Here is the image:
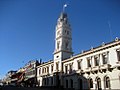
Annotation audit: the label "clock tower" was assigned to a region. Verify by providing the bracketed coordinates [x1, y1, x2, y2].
[53, 12, 73, 72]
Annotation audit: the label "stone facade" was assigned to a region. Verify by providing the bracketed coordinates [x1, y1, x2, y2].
[37, 12, 120, 90]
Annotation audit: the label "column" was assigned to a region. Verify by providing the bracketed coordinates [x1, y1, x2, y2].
[100, 54, 103, 66]
[101, 79, 104, 90]
[68, 64, 70, 74]
[91, 56, 95, 67]
[93, 78, 97, 90]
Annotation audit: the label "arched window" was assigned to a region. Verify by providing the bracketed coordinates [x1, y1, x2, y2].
[88, 78, 93, 88]
[104, 76, 110, 88]
[96, 77, 101, 90]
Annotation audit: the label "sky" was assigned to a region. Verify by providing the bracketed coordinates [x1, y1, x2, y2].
[0, 0, 120, 78]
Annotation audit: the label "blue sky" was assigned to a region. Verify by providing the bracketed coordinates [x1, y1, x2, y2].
[0, 0, 120, 78]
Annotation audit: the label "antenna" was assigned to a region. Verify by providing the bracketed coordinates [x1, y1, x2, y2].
[108, 21, 113, 41]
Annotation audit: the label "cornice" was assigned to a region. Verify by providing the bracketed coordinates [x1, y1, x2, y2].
[53, 50, 73, 54]
[62, 40, 120, 63]
[56, 35, 72, 40]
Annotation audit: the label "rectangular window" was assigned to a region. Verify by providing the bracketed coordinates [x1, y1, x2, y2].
[47, 66, 49, 73]
[56, 63, 59, 71]
[45, 68, 46, 73]
[42, 68, 44, 73]
[51, 65, 53, 72]
[87, 58, 92, 68]
[65, 65, 68, 74]
[117, 50, 120, 61]
[78, 61, 81, 69]
[69, 64, 72, 73]
[102, 53, 108, 64]
[39, 68, 41, 74]
[94, 56, 99, 66]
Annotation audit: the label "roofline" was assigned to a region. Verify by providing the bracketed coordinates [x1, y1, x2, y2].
[62, 39, 120, 63]
[37, 39, 120, 65]
[37, 60, 54, 68]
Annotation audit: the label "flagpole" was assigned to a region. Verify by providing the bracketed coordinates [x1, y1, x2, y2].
[63, 5, 65, 12]
[63, 4, 68, 12]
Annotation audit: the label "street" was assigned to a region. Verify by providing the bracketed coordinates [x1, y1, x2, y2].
[0, 86, 74, 90]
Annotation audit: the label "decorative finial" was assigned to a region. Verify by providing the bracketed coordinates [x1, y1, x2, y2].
[102, 42, 105, 46]
[115, 37, 119, 41]
[91, 46, 94, 50]
[63, 4, 68, 12]
[81, 50, 84, 53]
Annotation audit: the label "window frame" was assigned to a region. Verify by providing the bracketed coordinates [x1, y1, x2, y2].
[87, 57, 92, 68]
[102, 52, 109, 64]
[77, 59, 82, 70]
[104, 76, 110, 89]
[65, 65, 68, 74]
[94, 55, 100, 66]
